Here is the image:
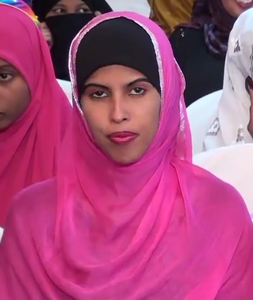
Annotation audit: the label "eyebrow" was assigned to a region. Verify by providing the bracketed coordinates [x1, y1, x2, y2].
[52, 4, 65, 8]
[127, 78, 150, 86]
[83, 77, 150, 92]
[53, 3, 88, 9]
[77, 3, 90, 7]
[0, 63, 15, 71]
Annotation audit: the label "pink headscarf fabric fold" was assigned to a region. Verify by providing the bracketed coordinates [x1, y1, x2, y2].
[0, 4, 71, 225]
[0, 11, 253, 299]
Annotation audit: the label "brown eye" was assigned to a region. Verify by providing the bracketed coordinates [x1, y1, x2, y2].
[53, 8, 65, 14]
[91, 90, 108, 99]
[0, 73, 13, 82]
[129, 87, 145, 95]
[78, 8, 91, 13]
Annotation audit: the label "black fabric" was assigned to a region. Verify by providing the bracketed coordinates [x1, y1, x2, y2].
[32, 0, 112, 80]
[82, 0, 112, 15]
[32, 0, 58, 21]
[76, 17, 161, 98]
[170, 27, 225, 107]
[32, 0, 112, 21]
[46, 14, 94, 80]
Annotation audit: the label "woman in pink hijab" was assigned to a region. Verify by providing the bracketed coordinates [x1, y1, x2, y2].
[0, 11, 253, 299]
[0, 3, 71, 226]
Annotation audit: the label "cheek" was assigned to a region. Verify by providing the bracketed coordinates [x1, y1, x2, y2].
[221, 0, 242, 17]
[3, 79, 30, 122]
[138, 95, 160, 137]
[13, 81, 30, 116]
[0, 79, 30, 129]
[81, 101, 106, 138]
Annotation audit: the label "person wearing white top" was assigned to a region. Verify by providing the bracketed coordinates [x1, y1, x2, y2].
[203, 8, 253, 151]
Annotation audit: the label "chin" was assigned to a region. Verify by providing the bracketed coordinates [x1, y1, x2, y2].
[0, 122, 11, 132]
[235, 6, 248, 17]
[108, 153, 141, 165]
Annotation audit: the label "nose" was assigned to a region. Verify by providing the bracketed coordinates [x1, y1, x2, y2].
[67, 9, 76, 14]
[110, 94, 129, 124]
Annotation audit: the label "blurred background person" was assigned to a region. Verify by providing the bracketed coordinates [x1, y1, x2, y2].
[170, 0, 253, 107]
[204, 8, 253, 151]
[0, 2, 71, 226]
[148, 0, 194, 36]
[32, 0, 112, 80]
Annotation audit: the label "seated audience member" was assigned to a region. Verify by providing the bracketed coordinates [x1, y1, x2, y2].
[204, 8, 253, 151]
[170, 0, 253, 107]
[149, 0, 194, 36]
[32, 0, 112, 80]
[0, 3, 71, 226]
[0, 11, 253, 299]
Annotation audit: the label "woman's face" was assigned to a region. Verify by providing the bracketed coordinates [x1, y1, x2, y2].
[0, 58, 30, 131]
[80, 65, 161, 164]
[221, 0, 253, 18]
[46, 0, 92, 17]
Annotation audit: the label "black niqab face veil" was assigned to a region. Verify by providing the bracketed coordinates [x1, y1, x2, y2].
[32, 0, 112, 22]
[31, 0, 112, 80]
[75, 17, 161, 99]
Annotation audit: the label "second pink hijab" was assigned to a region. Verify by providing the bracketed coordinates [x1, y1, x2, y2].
[0, 11, 253, 300]
[0, 4, 71, 225]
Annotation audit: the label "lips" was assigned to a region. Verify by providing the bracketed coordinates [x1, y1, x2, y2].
[108, 131, 138, 145]
[236, 0, 253, 9]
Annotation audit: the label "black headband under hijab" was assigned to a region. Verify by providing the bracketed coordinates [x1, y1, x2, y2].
[75, 17, 161, 98]
[32, 0, 112, 21]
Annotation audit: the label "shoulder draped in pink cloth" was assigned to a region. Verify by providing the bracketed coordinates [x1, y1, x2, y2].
[0, 11, 253, 300]
[0, 4, 71, 225]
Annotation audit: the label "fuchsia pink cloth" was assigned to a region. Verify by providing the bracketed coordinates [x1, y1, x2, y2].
[0, 4, 71, 225]
[0, 11, 253, 299]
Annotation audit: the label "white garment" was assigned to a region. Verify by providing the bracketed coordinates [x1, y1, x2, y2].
[57, 79, 72, 106]
[204, 8, 253, 151]
[106, 0, 150, 16]
[187, 90, 221, 155]
[193, 144, 253, 219]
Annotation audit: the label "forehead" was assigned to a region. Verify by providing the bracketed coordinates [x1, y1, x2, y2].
[0, 58, 11, 66]
[56, 0, 87, 6]
[0, 58, 20, 74]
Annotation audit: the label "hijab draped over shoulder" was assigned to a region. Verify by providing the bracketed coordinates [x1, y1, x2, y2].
[0, 3, 71, 225]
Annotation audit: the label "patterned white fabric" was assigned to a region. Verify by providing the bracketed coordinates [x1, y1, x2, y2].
[204, 8, 253, 151]
[187, 90, 221, 155]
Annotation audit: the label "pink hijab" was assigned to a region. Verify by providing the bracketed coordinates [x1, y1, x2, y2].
[0, 4, 71, 225]
[0, 11, 253, 299]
